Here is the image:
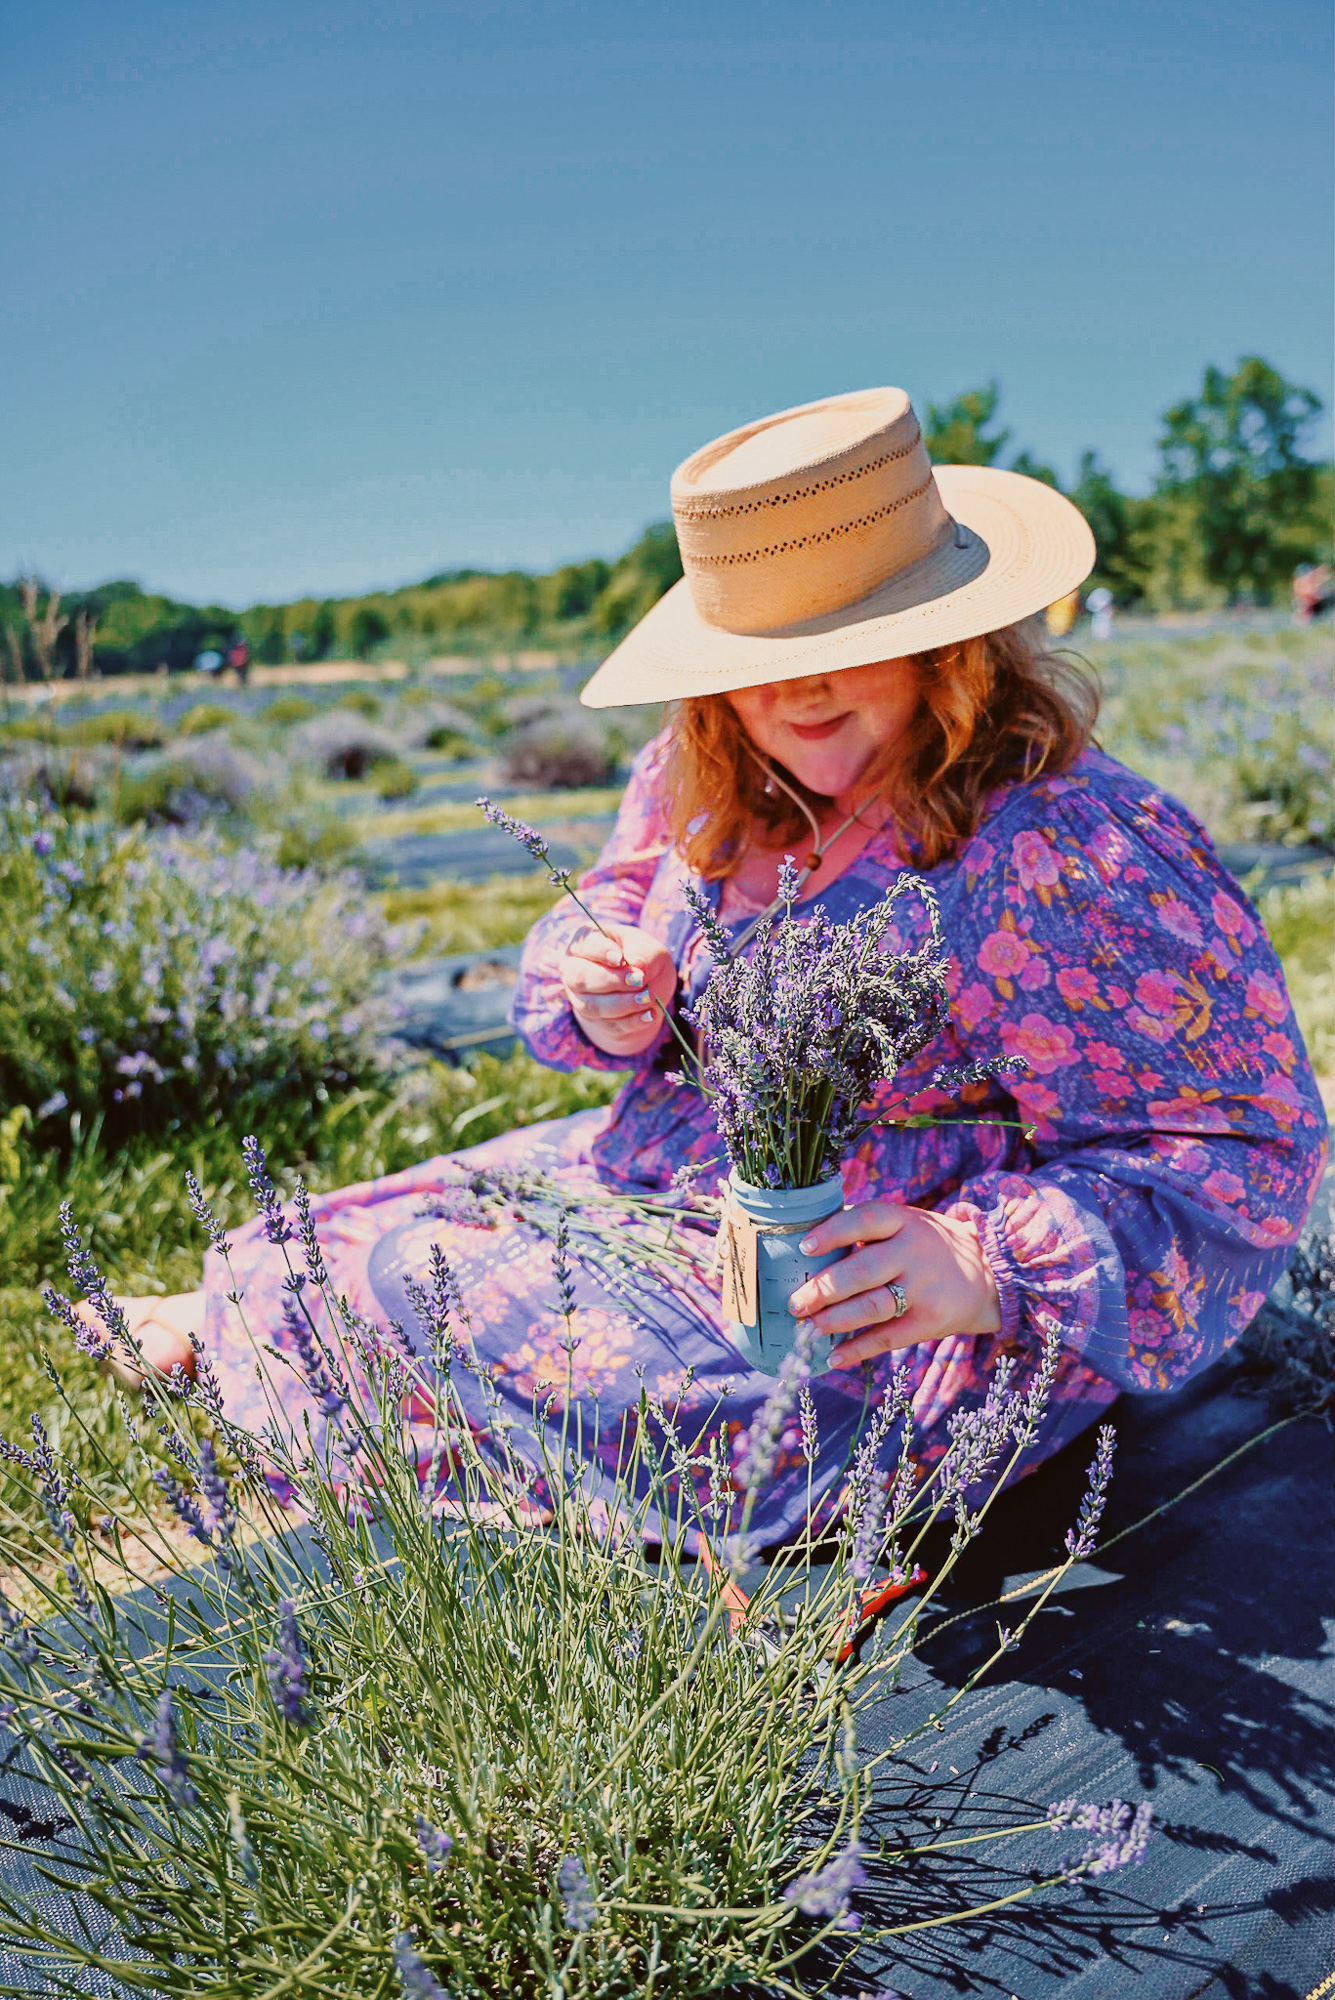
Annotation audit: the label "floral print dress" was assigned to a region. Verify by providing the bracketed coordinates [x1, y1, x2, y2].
[200, 735, 1328, 1547]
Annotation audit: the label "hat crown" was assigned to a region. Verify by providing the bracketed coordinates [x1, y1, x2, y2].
[670, 387, 953, 636]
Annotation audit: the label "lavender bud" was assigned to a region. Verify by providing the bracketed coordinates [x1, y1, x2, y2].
[393, 1932, 452, 1999]
[782, 1840, 866, 1929]
[263, 1599, 311, 1727]
[240, 1135, 291, 1246]
[1065, 1424, 1116, 1561]
[184, 1171, 229, 1253]
[414, 1813, 453, 1873]
[557, 1853, 597, 1932]
[137, 1687, 196, 1810]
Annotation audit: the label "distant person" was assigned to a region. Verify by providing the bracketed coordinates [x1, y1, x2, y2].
[78, 387, 1326, 1555]
[1087, 585, 1115, 641]
[1292, 564, 1333, 625]
[224, 635, 252, 685]
[1044, 586, 1081, 637]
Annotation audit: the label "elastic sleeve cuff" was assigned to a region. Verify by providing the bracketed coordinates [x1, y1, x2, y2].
[942, 1193, 1022, 1343]
[942, 1173, 1114, 1364]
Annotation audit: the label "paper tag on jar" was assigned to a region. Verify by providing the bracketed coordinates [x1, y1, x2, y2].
[716, 1199, 758, 1325]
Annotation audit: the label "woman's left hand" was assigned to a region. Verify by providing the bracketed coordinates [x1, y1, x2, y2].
[786, 1200, 1002, 1369]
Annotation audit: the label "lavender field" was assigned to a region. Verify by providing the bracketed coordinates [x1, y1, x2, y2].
[0, 616, 1328, 1595]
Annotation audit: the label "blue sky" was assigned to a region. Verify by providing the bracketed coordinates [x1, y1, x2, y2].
[3, 0, 1331, 606]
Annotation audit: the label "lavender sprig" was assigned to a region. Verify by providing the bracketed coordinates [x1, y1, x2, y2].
[137, 1688, 197, 1811]
[798, 1385, 818, 1464]
[557, 1853, 597, 1932]
[414, 1813, 453, 1872]
[57, 1202, 132, 1350]
[151, 1467, 211, 1545]
[735, 1320, 816, 1492]
[1065, 1424, 1116, 1560]
[184, 1171, 229, 1254]
[0, 1591, 38, 1668]
[282, 1296, 350, 1423]
[476, 796, 569, 885]
[553, 1211, 577, 1348]
[393, 1932, 452, 1999]
[263, 1599, 311, 1727]
[782, 1839, 866, 1929]
[43, 1284, 110, 1363]
[241, 1135, 291, 1246]
[1049, 1796, 1153, 1877]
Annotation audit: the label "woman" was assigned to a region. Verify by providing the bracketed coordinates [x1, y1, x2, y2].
[92, 388, 1327, 1546]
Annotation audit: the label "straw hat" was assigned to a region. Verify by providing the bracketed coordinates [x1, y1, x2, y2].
[580, 387, 1095, 709]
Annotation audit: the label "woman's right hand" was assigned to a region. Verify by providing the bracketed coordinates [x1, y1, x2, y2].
[559, 922, 677, 1057]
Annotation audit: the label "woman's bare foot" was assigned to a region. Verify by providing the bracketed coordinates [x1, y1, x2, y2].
[73, 1294, 203, 1392]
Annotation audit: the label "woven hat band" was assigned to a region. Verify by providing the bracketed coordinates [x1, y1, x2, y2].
[670, 390, 955, 635]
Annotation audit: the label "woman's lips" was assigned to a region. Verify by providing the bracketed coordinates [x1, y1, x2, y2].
[787, 713, 849, 742]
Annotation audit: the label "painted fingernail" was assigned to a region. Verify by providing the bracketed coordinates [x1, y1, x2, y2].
[624, 969, 645, 987]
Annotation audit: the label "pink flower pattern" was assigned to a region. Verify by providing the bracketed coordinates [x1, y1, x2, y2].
[196, 739, 1327, 1548]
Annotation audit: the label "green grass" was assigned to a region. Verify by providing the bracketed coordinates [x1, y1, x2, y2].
[1253, 871, 1334, 1076]
[365, 785, 626, 840]
[380, 870, 563, 956]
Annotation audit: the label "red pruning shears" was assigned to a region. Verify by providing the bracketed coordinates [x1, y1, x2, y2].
[698, 1538, 927, 1664]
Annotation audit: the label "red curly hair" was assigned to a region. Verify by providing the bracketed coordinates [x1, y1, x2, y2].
[658, 623, 1099, 879]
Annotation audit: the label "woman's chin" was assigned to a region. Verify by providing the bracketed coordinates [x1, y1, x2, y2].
[782, 752, 871, 802]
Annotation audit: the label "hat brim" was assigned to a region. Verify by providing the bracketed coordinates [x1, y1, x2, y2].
[579, 465, 1096, 708]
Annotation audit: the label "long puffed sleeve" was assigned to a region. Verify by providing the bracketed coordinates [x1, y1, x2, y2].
[509, 732, 676, 1072]
[937, 762, 1328, 1393]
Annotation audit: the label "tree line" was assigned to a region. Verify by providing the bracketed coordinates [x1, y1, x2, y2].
[3, 355, 1328, 681]
[922, 355, 1329, 610]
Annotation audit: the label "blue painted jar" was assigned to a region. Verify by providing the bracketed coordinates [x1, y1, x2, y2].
[725, 1172, 849, 1377]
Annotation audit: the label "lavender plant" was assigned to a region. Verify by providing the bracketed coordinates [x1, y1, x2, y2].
[0, 800, 404, 1144]
[0, 1156, 1152, 1996]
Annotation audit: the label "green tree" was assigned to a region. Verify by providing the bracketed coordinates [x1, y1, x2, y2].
[350, 606, 390, 659]
[923, 382, 1011, 465]
[1155, 356, 1324, 604]
[1009, 449, 1060, 489]
[1070, 450, 1149, 604]
[309, 602, 337, 659]
[590, 522, 683, 636]
[257, 616, 286, 665]
[547, 559, 612, 621]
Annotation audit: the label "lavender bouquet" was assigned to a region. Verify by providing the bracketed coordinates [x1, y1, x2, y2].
[475, 801, 1018, 1195]
[682, 858, 996, 1192]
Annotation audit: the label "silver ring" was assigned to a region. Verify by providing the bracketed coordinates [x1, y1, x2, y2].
[885, 1281, 908, 1321]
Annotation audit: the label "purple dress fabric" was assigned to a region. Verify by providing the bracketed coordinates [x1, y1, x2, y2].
[200, 733, 1328, 1547]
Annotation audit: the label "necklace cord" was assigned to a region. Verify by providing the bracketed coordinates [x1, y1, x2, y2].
[727, 748, 879, 953]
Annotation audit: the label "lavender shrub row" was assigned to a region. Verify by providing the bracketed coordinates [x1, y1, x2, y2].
[0, 801, 405, 1143]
